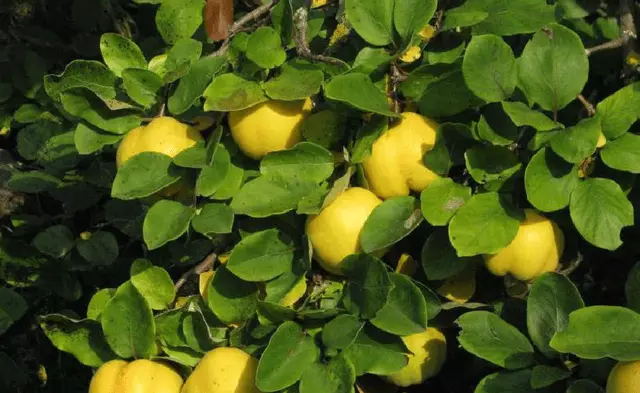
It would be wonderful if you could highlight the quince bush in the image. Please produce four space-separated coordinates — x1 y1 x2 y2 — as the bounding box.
1 0 640 392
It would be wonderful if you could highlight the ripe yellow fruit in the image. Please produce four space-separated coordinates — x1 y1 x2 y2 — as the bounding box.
362 113 439 199
116 117 203 168
228 99 312 160
306 187 382 275
279 277 307 308
181 347 261 393
436 268 476 304
89 359 183 393
606 361 640 393
482 209 564 281
384 328 447 387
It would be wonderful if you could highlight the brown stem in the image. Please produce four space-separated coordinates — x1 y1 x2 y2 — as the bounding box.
585 36 628 56
577 94 596 116
389 62 406 113
174 252 217 295
558 253 584 277
293 7 347 67
208 0 279 57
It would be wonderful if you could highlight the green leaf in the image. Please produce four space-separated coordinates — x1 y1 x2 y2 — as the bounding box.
424 123 477 175
37 131 81 172
420 178 471 226
550 117 601 164
191 203 234 236
60 89 141 134
352 48 393 75
421 228 474 281
87 289 115 321
345 0 394 46
601 133 640 173
569 178 634 250
203 73 267 111
442 8 488 31
143 200 196 250
227 229 295 282
324 73 398 117
342 324 408 376
456 311 535 369
101 281 155 359
32 225 75 258
360 196 423 253
476 103 519 146
393 0 437 42
156 0 204 44
77 231 119 266
14 103 43 124
501 101 560 131
100 33 147 77
475 370 536 393
111 152 184 200
595 82 640 139
525 148 579 213
182 308 216 353
342 254 394 319
550 306 640 361
300 355 356 393
626 262 640 314
302 111 345 149
206 266 258 325
527 272 584 358
39 314 117 367
265 60 324 101
195 146 231 196
419 69 483 117
462 35 516 102
322 314 365 350
168 56 227 114
7 171 61 193
257 301 297 325
0 288 27 334
230 174 319 218
256 321 319 392
122 69 164 108
44 60 117 101
518 23 588 112
351 116 388 164
449 192 522 257
448 0 555 36
17 118 63 160
566 380 605 393
0 83 13 104
371 273 428 336
246 27 287 69
530 365 571 389
465 145 521 186
74 123 121 155
261 142 334 183
130 259 175 310
162 38 203 83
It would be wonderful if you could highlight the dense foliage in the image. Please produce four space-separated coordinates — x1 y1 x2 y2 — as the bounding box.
1 0 640 392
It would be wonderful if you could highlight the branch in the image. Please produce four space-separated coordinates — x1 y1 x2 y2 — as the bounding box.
389 62 406 113
208 0 279 57
293 7 347 67
585 1 637 56
577 94 596 116
174 252 217 294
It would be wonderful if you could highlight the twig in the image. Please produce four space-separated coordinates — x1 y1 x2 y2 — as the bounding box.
293 7 346 67
208 0 279 57
586 1 637 56
577 94 596 116
558 252 584 277
389 62 407 113
174 252 217 294
585 35 628 56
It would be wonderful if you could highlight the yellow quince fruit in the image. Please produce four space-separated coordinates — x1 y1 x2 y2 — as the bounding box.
89 359 183 393
362 112 439 199
306 187 382 275
181 347 261 393
607 360 640 393
436 268 476 304
228 99 313 160
482 209 564 281
116 117 203 168
383 328 447 387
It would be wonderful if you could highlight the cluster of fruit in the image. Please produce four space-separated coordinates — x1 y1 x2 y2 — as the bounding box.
94 96 574 392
